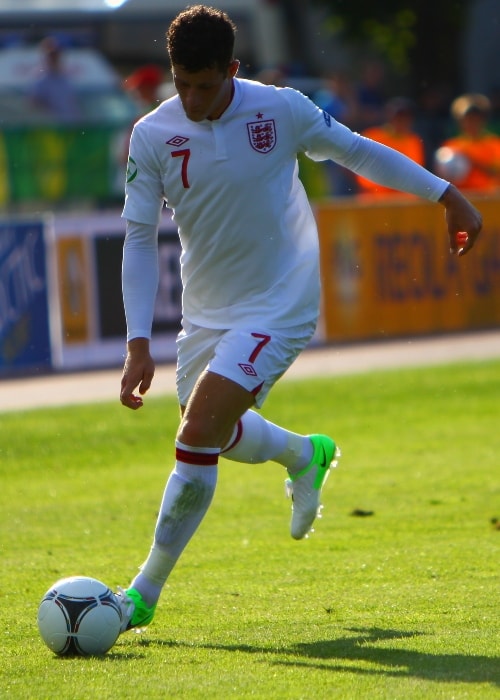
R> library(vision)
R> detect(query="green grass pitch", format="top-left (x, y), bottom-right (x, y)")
top-left (1, 359), bottom-right (499, 699)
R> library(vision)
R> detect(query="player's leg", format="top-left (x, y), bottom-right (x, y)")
top-left (116, 324), bottom-right (339, 630)
top-left (116, 443), bottom-right (220, 632)
top-left (116, 327), bottom-right (255, 632)
top-left (209, 325), bottom-right (340, 539)
top-left (221, 410), bottom-right (340, 539)
top-left (222, 409), bottom-right (313, 468)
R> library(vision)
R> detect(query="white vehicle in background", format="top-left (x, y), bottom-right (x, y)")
top-left (0, 44), bottom-right (143, 206)
top-left (0, 45), bottom-right (140, 127)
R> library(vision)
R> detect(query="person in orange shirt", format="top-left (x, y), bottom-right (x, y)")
top-left (434, 93), bottom-right (500, 192)
top-left (356, 97), bottom-right (425, 195)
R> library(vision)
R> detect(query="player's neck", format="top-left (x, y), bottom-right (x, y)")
top-left (208, 79), bottom-right (235, 121)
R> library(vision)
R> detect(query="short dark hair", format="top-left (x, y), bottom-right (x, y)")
top-left (166, 4), bottom-right (236, 73)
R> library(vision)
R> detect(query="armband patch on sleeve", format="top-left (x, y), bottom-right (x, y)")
top-left (126, 156), bottom-right (138, 183)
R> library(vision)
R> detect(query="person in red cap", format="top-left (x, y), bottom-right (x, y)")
top-left (120, 65), bottom-right (165, 167)
top-left (124, 64), bottom-right (164, 114)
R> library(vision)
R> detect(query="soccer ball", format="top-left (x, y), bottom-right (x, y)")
top-left (434, 146), bottom-right (471, 184)
top-left (37, 576), bottom-right (122, 656)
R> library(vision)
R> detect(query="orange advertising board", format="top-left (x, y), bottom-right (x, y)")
top-left (56, 236), bottom-right (91, 343)
top-left (316, 196), bottom-right (500, 342)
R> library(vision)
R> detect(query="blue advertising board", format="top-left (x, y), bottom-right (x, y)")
top-left (0, 219), bottom-right (52, 375)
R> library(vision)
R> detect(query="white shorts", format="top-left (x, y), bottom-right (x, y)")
top-left (176, 320), bottom-right (317, 408)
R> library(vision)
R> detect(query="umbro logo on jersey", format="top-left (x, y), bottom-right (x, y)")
top-left (166, 135), bottom-right (190, 147)
top-left (247, 119), bottom-right (276, 153)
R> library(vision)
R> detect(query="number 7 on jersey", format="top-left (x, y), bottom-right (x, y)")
top-left (171, 149), bottom-right (191, 188)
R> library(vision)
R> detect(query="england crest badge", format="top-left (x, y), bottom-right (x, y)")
top-left (247, 119), bottom-right (276, 153)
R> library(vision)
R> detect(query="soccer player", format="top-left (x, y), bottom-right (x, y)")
top-left (116, 5), bottom-right (482, 632)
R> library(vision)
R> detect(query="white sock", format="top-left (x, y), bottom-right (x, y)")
top-left (221, 409), bottom-right (313, 473)
top-left (130, 442), bottom-right (219, 606)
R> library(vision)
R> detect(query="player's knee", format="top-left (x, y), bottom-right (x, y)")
top-left (176, 415), bottom-right (223, 448)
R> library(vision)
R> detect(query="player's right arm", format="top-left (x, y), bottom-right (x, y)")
top-left (120, 220), bottom-right (159, 409)
top-left (120, 121), bottom-right (165, 409)
top-left (120, 336), bottom-right (155, 410)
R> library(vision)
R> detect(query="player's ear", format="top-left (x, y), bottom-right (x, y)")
top-left (228, 59), bottom-right (239, 79)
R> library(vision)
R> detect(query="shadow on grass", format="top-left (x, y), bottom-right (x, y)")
top-left (140, 627), bottom-right (499, 686)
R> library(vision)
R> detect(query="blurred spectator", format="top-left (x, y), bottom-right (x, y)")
top-left (253, 66), bottom-right (287, 87)
top-left (487, 86), bottom-right (500, 134)
top-left (434, 93), bottom-right (500, 192)
top-left (30, 37), bottom-right (80, 123)
top-left (314, 70), bottom-right (358, 126)
top-left (123, 64), bottom-right (164, 114)
top-left (314, 70), bottom-right (360, 196)
top-left (414, 83), bottom-right (454, 170)
top-left (355, 58), bottom-right (388, 130)
top-left (119, 64), bottom-right (165, 169)
top-left (0, 131), bottom-right (9, 207)
top-left (356, 97), bottom-right (425, 196)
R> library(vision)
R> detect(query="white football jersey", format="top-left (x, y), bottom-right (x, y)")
top-left (123, 78), bottom-right (448, 335)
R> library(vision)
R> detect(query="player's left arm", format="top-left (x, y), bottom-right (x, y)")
top-left (282, 88), bottom-right (483, 255)
top-left (282, 88), bottom-right (446, 200)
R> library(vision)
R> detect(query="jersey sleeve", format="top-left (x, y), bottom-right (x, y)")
top-left (122, 220), bottom-right (159, 341)
top-left (280, 87), bottom-right (357, 161)
top-left (122, 121), bottom-right (165, 226)
top-left (280, 87), bottom-right (449, 202)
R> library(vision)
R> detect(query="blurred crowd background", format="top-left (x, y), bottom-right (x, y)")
top-left (2, 1), bottom-right (500, 377)
top-left (1, 0), bottom-right (500, 210)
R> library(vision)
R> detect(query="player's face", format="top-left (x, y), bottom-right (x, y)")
top-left (172, 61), bottom-right (239, 122)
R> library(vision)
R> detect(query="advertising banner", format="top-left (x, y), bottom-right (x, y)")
top-left (4, 127), bottom-right (120, 203)
top-left (51, 210), bottom-right (180, 369)
top-left (316, 196), bottom-right (500, 342)
top-left (56, 236), bottom-right (90, 344)
top-left (94, 229), bottom-right (182, 339)
top-left (0, 219), bottom-right (51, 375)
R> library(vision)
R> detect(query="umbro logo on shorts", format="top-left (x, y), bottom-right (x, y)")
top-left (238, 363), bottom-right (258, 376)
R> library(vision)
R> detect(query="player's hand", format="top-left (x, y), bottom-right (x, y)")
top-left (120, 337), bottom-right (155, 410)
top-left (440, 184), bottom-right (483, 256)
